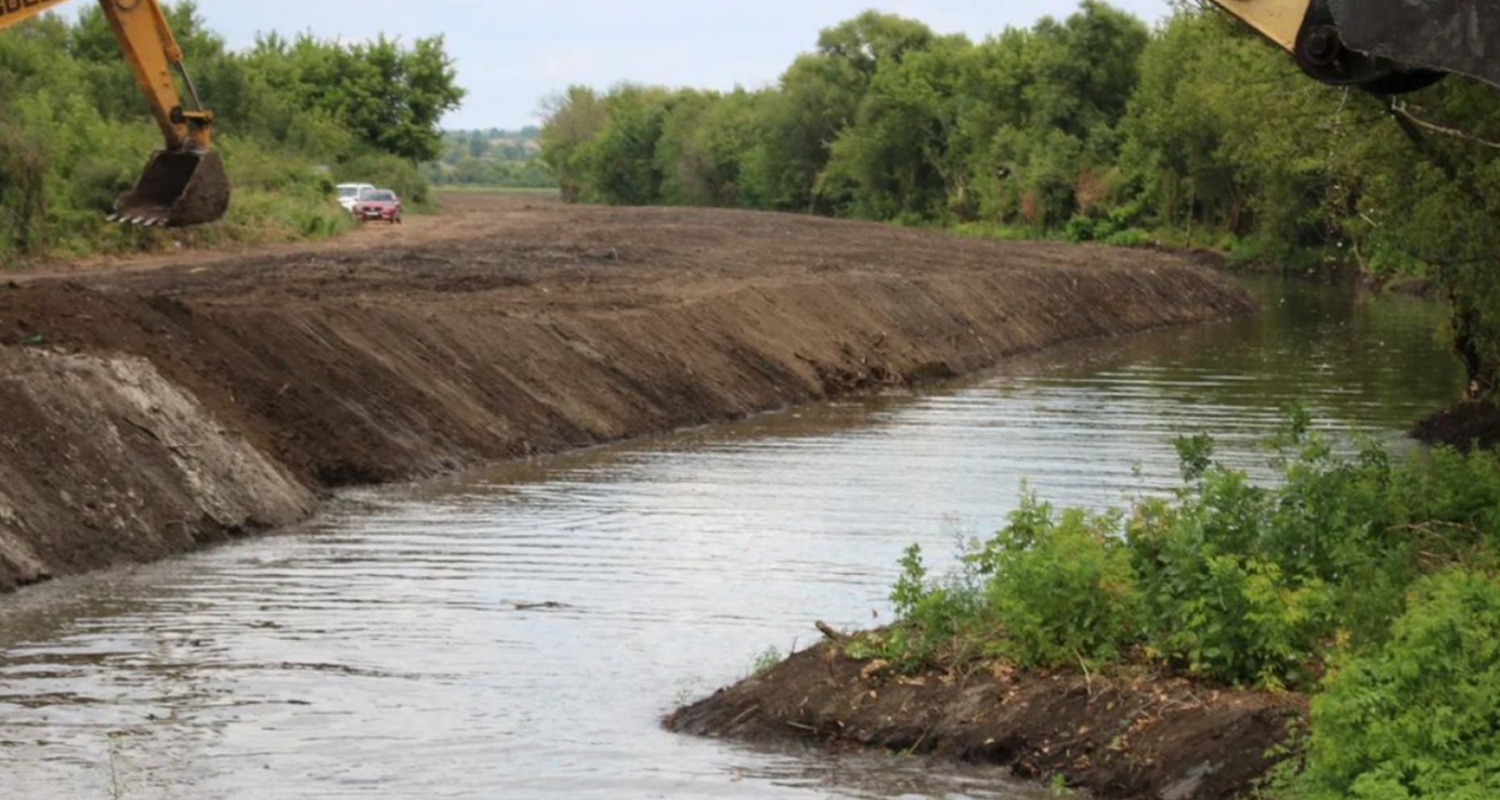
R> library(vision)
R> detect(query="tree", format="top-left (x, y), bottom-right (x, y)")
top-left (824, 35), bottom-right (972, 222)
top-left (244, 32), bottom-right (464, 163)
top-left (540, 86), bottom-right (609, 202)
top-left (579, 85), bottom-right (675, 205)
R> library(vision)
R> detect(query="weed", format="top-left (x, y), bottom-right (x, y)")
top-left (750, 646), bottom-right (784, 678)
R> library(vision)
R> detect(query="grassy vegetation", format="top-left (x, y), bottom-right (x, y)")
top-left (856, 410), bottom-right (1500, 798)
top-left (0, 2), bottom-right (462, 264)
top-left (423, 127), bottom-right (557, 190)
top-left (436, 185), bottom-right (560, 196)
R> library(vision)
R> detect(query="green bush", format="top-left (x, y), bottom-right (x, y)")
top-left (1291, 570), bottom-right (1500, 800)
top-left (1101, 228), bottom-right (1153, 248)
top-left (974, 496), bottom-right (1141, 668)
top-left (850, 544), bottom-right (981, 671)
top-left (865, 417), bottom-right (1500, 793)
top-left (877, 416), bottom-right (1500, 690)
top-left (336, 152), bottom-right (435, 210)
top-left (1131, 505), bottom-right (1333, 688)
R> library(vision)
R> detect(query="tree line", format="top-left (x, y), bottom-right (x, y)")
top-left (423, 127), bottom-right (556, 189)
top-left (541, 1), bottom-right (1500, 405)
top-left (0, 1), bottom-right (463, 260)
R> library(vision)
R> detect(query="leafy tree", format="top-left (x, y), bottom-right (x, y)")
top-left (655, 89), bottom-right (764, 207)
top-left (540, 86), bottom-right (609, 201)
top-left (578, 84), bottom-right (675, 205)
top-left (825, 35), bottom-right (972, 222)
top-left (538, 2), bottom-right (1500, 402)
top-left (243, 32), bottom-right (463, 163)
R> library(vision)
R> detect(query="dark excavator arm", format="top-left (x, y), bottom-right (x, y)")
top-left (1329, 0), bottom-right (1500, 90)
top-left (1208, 0), bottom-right (1500, 94)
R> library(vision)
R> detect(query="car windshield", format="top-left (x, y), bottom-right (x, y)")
top-left (367, 192), bottom-right (396, 202)
top-left (337, 187), bottom-right (359, 199)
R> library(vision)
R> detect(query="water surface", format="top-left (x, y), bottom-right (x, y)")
top-left (0, 280), bottom-right (1463, 799)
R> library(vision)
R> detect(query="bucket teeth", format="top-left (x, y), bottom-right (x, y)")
top-left (108, 214), bottom-right (169, 228)
top-left (112, 149), bottom-right (230, 228)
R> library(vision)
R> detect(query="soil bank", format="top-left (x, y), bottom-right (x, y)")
top-left (1415, 401), bottom-right (1500, 451)
top-left (668, 640), bottom-right (1302, 800)
top-left (0, 194), bottom-right (1253, 593)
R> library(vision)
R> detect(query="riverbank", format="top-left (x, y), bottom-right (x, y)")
top-left (1415, 402), bottom-right (1500, 451)
top-left (668, 636), bottom-right (1300, 800)
top-left (668, 397), bottom-right (1500, 800)
top-left (0, 193), bottom-right (1253, 592)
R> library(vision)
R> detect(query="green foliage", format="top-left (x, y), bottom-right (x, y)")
top-left (750, 646), bottom-right (784, 678)
top-left (580, 85), bottom-right (676, 205)
top-left (871, 422), bottom-right (1500, 794)
top-left (337, 152), bottom-right (432, 209)
top-left (540, 86), bottom-right (609, 202)
top-left (887, 544), bottom-right (981, 669)
top-left (878, 410), bottom-right (1500, 693)
top-left (973, 497), bottom-right (1141, 668)
top-left (0, 2), bottom-right (461, 263)
top-left (538, 1), bottom-right (1500, 402)
top-left (1131, 490), bottom-right (1335, 688)
top-left (241, 30), bottom-right (464, 164)
top-left (1289, 570), bottom-right (1500, 800)
top-left (424, 127), bottom-right (556, 189)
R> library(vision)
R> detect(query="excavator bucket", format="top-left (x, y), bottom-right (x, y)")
top-left (1331, 0), bottom-right (1500, 90)
top-left (112, 149), bottom-right (230, 227)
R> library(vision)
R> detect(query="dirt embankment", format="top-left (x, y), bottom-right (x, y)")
top-left (0, 194), bottom-right (1254, 592)
top-left (1415, 402), bottom-right (1500, 451)
top-left (668, 640), bottom-right (1301, 800)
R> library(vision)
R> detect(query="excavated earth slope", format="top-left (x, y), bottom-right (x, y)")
top-left (0, 195), bottom-right (1254, 592)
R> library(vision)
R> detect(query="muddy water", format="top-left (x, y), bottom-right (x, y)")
top-left (0, 280), bottom-right (1462, 799)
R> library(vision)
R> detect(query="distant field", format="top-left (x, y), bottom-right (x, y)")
top-left (437, 186), bottom-right (560, 196)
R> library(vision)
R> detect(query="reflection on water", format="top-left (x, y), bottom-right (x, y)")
top-left (0, 280), bottom-right (1463, 799)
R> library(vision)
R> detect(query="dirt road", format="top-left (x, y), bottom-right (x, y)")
top-left (0, 193), bottom-right (1254, 592)
top-left (14, 191), bottom-right (562, 283)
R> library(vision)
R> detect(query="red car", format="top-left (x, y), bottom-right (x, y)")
top-left (353, 190), bottom-right (403, 224)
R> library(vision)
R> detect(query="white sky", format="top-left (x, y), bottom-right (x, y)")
top-left (176, 1), bottom-right (1174, 129)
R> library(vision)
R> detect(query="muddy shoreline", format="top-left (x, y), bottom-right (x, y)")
top-left (668, 639), bottom-right (1301, 800)
top-left (0, 194), bottom-right (1254, 593)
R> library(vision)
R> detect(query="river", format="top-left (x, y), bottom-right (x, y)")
top-left (0, 279), bottom-right (1464, 799)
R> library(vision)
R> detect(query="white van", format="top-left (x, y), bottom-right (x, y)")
top-left (336, 183), bottom-right (376, 213)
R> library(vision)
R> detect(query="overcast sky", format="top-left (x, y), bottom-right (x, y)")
top-left (172, 1), bottom-right (1174, 129)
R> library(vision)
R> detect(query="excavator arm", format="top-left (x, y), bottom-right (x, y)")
top-left (0, 0), bottom-right (228, 226)
top-left (1207, 0), bottom-right (1500, 94)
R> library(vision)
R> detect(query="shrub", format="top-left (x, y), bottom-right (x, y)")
top-left (850, 544), bottom-right (981, 671)
top-left (335, 152), bottom-right (434, 209)
top-left (975, 496), bottom-right (1141, 668)
top-left (1291, 570), bottom-right (1500, 800)
top-left (1132, 501), bottom-right (1332, 689)
top-left (877, 418), bottom-right (1500, 697)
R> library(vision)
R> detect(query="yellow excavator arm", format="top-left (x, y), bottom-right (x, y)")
top-left (0, 0), bottom-right (228, 226)
top-left (1208, 0), bottom-right (1500, 95)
